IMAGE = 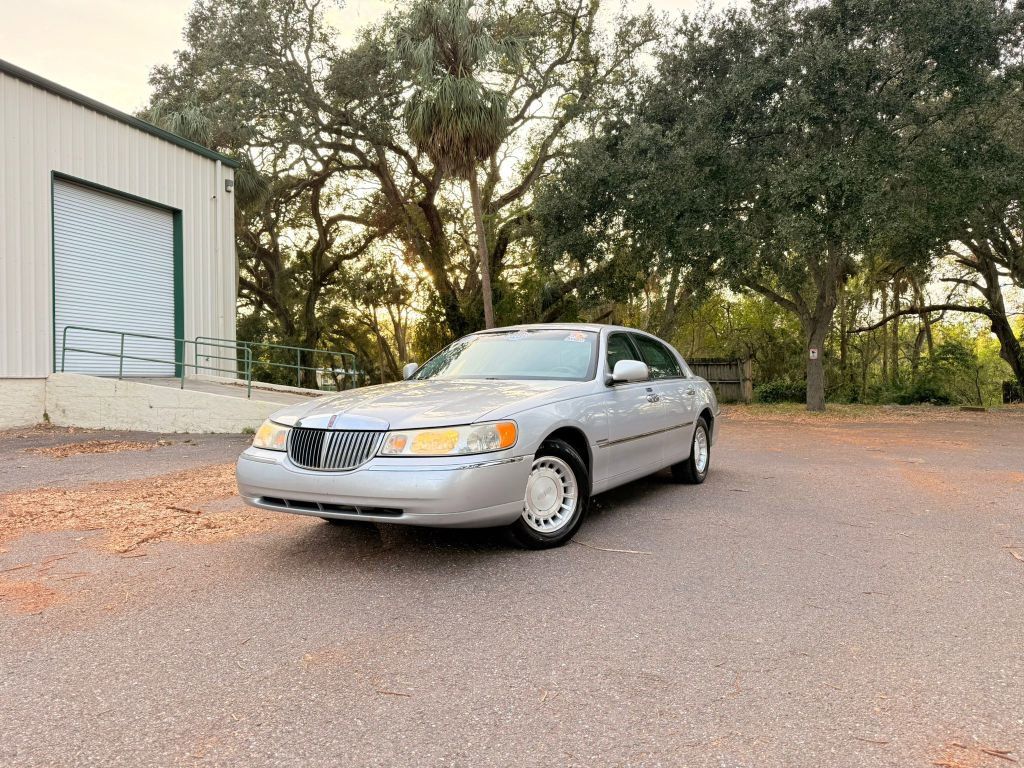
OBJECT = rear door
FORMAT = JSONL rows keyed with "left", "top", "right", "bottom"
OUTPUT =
{"left": 630, "top": 334, "right": 695, "bottom": 465}
{"left": 600, "top": 332, "right": 667, "bottom": 480}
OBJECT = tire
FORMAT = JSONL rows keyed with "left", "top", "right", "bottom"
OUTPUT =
{"left": 671, "top": 416, "right": 711, "bottom": 484}
{"left": 509, "top": 438, "right": 590, "bottom": 549}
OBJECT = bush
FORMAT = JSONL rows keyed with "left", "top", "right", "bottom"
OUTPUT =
{"left": 891, "top": 377, "right": 951, "bottom": 405}
{"left": 755, "top": 378, "right": 806, "bottom": 403}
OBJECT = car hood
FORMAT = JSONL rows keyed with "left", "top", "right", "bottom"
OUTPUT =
{"left": 270, "top": 379, "right": 578, "bottom": 430}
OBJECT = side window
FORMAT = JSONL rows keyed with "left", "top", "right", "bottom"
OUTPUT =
{"left": 605, "top": 333, "right": 641, "bottom": 372}
{"left": 631, "top": 335, "right": 683, "bottom": 379}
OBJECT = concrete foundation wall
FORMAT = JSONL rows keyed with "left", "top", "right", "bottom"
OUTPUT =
{"left": 0, "top": 378, "right": 47, "bottom": 429}
{"left": 43, "top": 373, "right": 281, "bottom": 433}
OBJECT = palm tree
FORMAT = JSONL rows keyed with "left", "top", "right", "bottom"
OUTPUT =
{"left": 400, "top": 0, "right": 518, "bottom": 329}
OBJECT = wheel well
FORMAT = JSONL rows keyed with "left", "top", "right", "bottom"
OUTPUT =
{"left": 541, "top": 427, "right": 592, "bottom": 473}
{"left": 699, "top": 407, "right": 715, "bottom": 442}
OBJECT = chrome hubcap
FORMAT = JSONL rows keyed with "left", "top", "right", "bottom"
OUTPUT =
{"left": 523, "top": 456, "right": 578, "bottom": 533}
{"left": 694, "top": 426, "right": 709, "bottom": 473}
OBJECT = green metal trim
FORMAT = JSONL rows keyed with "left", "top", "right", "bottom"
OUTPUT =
{"left": 52, "top": 172, "right": 179, "bottom": 212}
{"left": 0, "top": 58, "right": 239, "bottom": 168}
{"left": 173, "top": 212, "right": 185, "bottom": 378}
{"left": 50, "top": 172, "right": 57, "bottom": 373}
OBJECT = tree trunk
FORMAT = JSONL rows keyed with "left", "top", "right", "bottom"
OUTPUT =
{"left": 468, "top": 170, "right": 495, "bottom": 329}
{"left": 838, "top": 289, "right": 849, "bottom": 392}
{"left": 804, "top": 316, "right": 831, "bottom": 412}
{"left": 880, "top": 283, "right": 888, "bottom": 385}
{"left": 975, "top": 247, "right": 1024, "bottom": 393}
{"left": 891, "top": 281, "right": 900, "bottom": 387}
{"left": 990, "top": 312, "right": 1024, "bottom": 392}
{"left": 911, "top": 327, "right": 926, "bottom": 380}
{"left": 416, "top": 200, "right": 470, "bottom": 338}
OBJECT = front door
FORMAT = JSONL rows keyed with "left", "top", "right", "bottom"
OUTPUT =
{"left": 630, "top": 333, "right": 696, "bottom": 465}
{"left": 599, "top": 333, "right": 667, "bottom": 482}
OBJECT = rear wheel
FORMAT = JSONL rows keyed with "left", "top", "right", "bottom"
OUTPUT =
{"left": 509, "top": 439, "right": 589, "bottom": 549}
{"left": 671, "top": 417, "right": 711, "bottom": 484}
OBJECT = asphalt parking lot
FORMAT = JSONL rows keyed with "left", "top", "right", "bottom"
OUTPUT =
{"left": 1, "top": 408, "right": 1022, "bottom": 767}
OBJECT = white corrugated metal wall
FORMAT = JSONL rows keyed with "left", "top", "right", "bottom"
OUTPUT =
{"left": 0, "top": 67, "right": 236, "bottom": 378}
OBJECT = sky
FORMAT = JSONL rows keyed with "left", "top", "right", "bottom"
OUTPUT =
{"left": 0, "top": 0, "right": 715, "bottom": 114}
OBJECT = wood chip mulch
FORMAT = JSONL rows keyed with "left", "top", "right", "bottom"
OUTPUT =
{"left": 0, "top": 577, "right": 64, "bottom": 615}
{"left": 25, "top": 440, "right": 163, "bottom": 459}
{"left": 0, "top": 463, "right": 281, "bottom": 554}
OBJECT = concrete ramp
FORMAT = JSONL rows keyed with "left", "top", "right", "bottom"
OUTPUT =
{"left": 44, "top": 373, "right": 323, "bottom": 433}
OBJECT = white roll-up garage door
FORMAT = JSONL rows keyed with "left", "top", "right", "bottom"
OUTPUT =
{"left": 53, "top": 180, "right": 177, "bottom": 376}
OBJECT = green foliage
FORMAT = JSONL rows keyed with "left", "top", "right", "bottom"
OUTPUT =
{"left": 145, "top": 0, "right": 1023, "bottom": 394}
{"left": 533, "top": 0, "right": 1024, "bottom": 409}
{"left": 755, "top": 379, "right": 807, "bottom": 404}
{"left": 399, "top": 0, "right": 516, "bottom": 178}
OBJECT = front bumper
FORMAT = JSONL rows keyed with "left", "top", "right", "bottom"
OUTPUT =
{"left": 236, "top": 448, "right": 531, "bottom": 528}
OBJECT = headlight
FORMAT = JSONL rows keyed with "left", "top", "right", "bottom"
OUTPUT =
{"left": 252, "top": 420, "right": 290, "bottom": 451}
{"left": 379, "top": 421, "right": 517, "bottom": 457}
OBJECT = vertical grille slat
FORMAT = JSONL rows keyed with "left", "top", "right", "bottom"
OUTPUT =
{"left": 287, "top": 428, "right": 383, "bottom": 471}
{"left": 354, "top": 433, "right": 368, "bottom": 466}
{"left": 326, "top": 432, "right": 344, "bottom": 467}
{"left": 340, "top": 433, "right": 355, "bottom": 468}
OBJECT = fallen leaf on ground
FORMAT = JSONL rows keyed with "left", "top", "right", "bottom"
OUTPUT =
{"left": 25, "top": 440, "right": 158, "bottom": 459}
{"left": 722, "top": 403, "right": 1024, "bottom": 425}
{"left": 0, "top": 463, "right": 282, "bottom": 553}
{"left": 0, "top": 576, "right": 64, "bottom": 614}
{"left": 931, "top": 741, "right": 1018, "bottom": 768}
{"left": 573, "top": 540, "right": 653, "bottom": 555}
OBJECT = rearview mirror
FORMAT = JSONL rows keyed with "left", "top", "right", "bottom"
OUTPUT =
{"left": 611, "top": 359, "right": 649, "bottom": 383}
{"left": 402, "top": 362, "right": 419, "bottom": 380}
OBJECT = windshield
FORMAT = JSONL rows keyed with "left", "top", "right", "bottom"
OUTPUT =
{"left": 413, "top": 329, "right": 598, "bottom": 381}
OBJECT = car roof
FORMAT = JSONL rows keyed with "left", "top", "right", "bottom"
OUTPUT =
{"left": 476, "top": 322, "right": 638, "bottom": 335}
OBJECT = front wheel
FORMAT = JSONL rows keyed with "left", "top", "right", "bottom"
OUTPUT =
{"left": 671, "top": 417, "right": 711, "bottom": 484}
{"left": 509, "top": 438, "right": 590, "bottom": 549}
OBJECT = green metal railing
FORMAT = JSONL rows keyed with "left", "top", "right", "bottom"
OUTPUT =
{"left": 60, "top": 326, "right": 361, "bottom": 398}
{"left": 61, "top": 325, "right": 253, "bottom": 396}
{"left": 195, "top": 336, "right": 359, "bottom": 391}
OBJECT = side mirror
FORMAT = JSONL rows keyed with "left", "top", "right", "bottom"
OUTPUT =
{"left": 402, "top": 362, "right": 419, "bottom": 380}
{"left": 611, "top": 359, "right": 649, "bottom": 383}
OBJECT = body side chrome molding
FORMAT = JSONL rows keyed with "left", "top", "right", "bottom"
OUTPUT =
{"left": 596, "top": 421, "right": 693, "bottom": 448}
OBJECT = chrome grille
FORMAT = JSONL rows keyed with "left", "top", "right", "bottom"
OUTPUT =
{"left": 287, "top": 428, "right": 384, "bottom": 471}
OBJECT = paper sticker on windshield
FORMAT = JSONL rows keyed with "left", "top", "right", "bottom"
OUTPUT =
{"left": 505, "top": 330, "right": 530, "bottom": 340}
{"left": 565, "top": 331, "right": 588, "bottom": 343}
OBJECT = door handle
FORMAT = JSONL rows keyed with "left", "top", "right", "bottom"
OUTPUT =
{"left": 685, "top": 387, "right": 695, "bottom": 396}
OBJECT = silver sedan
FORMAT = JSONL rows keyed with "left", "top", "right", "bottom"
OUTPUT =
{"left": 236, "top": 324, "right": 720, "bottom": 548}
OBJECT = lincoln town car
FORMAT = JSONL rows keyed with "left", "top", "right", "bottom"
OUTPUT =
{"left": 236, "top": 324, "right": 720, "bottom": 548}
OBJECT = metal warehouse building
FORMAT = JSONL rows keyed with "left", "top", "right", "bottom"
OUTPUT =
{"left": 0, "top": 59, "right": 238, "bottom": 428}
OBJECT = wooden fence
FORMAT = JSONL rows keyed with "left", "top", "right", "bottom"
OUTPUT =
{"left": 688, "top": 358, "right": 753, "bottom": 403}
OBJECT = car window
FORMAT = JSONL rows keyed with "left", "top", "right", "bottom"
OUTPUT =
{"left": 631, "top": 335, "right": 683, "bottom": 379}
{"left": 606, "top": 333, "right": 641, "bottom": 372}
{"left": 413, "top": 329, "right": 598, "bottom": 381}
